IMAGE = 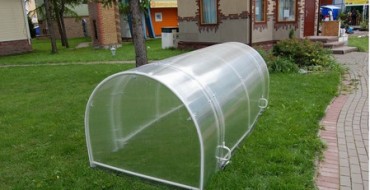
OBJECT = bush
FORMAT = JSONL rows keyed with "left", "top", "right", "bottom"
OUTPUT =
{"left": 269, "top": 55, "right": 299, "bottom": 73}
{"left": 360, "top": 20, "right": 368, "bottom": 31}
{"left": 258, "top": 49, "right": 298, "bottom": 73}
{"left": 272, "top": 38, "right": 336, "bottom": 69}
{"left": 257, "top": 38, "right": 340, "bottom": 73}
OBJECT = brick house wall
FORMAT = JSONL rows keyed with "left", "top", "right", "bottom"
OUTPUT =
{"left": 0, "top": 40, "right": 32, "bottom": 56}
{"left": 38, "top": 16, "right": 90, "bottom": 39}
{"left": 88, "top": 2, "right": 121, "bottom": 48}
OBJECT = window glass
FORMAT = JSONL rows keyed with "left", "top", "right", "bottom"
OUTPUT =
{"left": 278, "top": 0, "right": 296, "bottom": 22}
{"left": 201, "top": 0, "right": 217, "bottom": 24}
{"left": 255, "top": 0, "right": 266, "bottom": 22}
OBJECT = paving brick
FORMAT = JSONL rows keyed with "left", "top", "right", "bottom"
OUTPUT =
{"left": 347, "top": 143, "right": 356, "bottom": 150}
{"left": 340, "top": 175, "right": 351, "bottom": 187}
{"left": 340, "top": 159, "right": 350, "bottom": 167}
{"left": 350, "top": 164, "right": 362, "bottom": 174}
{"left": 318, "top": 52, "right": 369, "bottom": 190}
{"left": 352, "top": 173, "right": 363, "bottom": 183}
{"left": 352, "top": 183, "right": 364, "bottom": 190}
{"left": 340, "top": 186, "right": 352, "bottom": 190}
{"left": 341, "top": 166, "right": 350, "bottom": 176}
{"left": 358, "top": 154, "right": 369, "bottom": 162}
{"left": 362, "top": 171, "right": 368, "bottom": 179}
{"left": 349, "top": 149, "right": 358, "bottom": 156}
{"left": 350, "top": 157, "right": 360, "bottom": 165}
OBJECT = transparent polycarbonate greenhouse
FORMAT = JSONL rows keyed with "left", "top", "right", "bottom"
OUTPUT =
{"left": 85, "top": 42, "right": 269, "bottom": 190}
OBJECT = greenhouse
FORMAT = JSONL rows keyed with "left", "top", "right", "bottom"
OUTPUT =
{"left": 85, "top": 42, "right": 269, "bottom": 190}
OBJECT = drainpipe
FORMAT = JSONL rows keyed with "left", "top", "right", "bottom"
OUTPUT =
{"left": 317, "top": 0, "right": 321, "bottom": 36}
{"left": 249, "top": 0, "right": 253, "bottom": 46}
{"left": 21, "top": 0, "right": 32, "bottom": 44}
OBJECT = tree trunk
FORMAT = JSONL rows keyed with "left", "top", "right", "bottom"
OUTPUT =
{"left": 59, "top": 1, "right": 69, "bottom": 48}
{"left": 44, "top": 0, "right": 58, "bottom": 53}
{"left": 53, "top": 0, "right": 69, "bottom": 48}
{"left": 129, "top": 0, "right": 147, "bottom": 67}
{"left": 53, "top": 2, "right": 65, "bottom": 46}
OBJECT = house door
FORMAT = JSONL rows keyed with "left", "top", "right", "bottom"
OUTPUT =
{"left": 304, "top": 0, "right": 316, "bottom": 36}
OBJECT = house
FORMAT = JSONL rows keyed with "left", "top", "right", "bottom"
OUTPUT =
{"left": 120, "top": 0, "right": 178, "bottom": 38}
{"left": 0, "top": 0, "right": 32, "bottom": 56}
{"left": 35, "top": 1, "right": 91, "bottom": 39}
{"left": 150, "top": 0, "right": 178, "bottom": 36}
{"left": 177, "top": 0, "right": 319, "bottom": 49}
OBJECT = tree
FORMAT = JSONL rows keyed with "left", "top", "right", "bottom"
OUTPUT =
{"left": 36, "top": 0, "right": 82, "bottom": 49}
{"left": 128, "top": 0, "right": 148, "bottom": 67}
{"left": 53, "top": 0, "right": 69, "bottom": 48}
{"left": 44, "top": 0, "right": 58, "bottom": 53}
{"left": 102, "top": 0, "right": 148, "bottom": 67}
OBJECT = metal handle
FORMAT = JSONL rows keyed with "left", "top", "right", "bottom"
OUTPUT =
{"left": 216, "top": 142, "right": 231, "bottom": 168}
{"left": 259, "top": 98, "right": 268, "bottom": 109}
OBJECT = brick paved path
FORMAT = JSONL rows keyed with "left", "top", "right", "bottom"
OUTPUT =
{"left": 317, "top": 52, "right": 369, "bottom": 190}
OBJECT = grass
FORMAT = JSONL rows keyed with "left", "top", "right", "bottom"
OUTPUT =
{"left": 0, "top": 38, "right": 187, "bottom": 65}
{"left": 348, "top": 35, "right": 369, "bottom": 52}
{"left": 0, "top": 64, "right": 340, "bottom": 189}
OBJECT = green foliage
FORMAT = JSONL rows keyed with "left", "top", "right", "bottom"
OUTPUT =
{"left": 339, "top": 12, "right": 348, "bottom": 21}
{"left": 118, "top": 0, "right": 150, "bottom": 15}
{"left": 289, "top": 29, "right": 295, "bottom": 39}
{"left": 269, "top": 56, "right": 299, "bottom": 73}
{"left": 360, "top": 20, "right": 369, "bottom": 31}
{"left": 272, "top": 38, "right": 337, "bottom": 70}
{"left": 258, "top": 50, "right": 298, "bottom": 73}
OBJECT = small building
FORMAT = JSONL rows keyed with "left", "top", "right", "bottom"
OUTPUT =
{"left": 0, "top": 0, "right": 32, "bottom": 56}
{"left": 35, "top": 0, "right": 91, "bottom": 39}
{"left": 150, "top": 0, "right": 178, "bottom": 36}
{"left": 177, "top": 0, "right": 319, "bottom": 49}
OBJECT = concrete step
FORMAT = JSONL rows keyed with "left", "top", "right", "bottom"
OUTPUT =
{"left": 306, "top": 36, "right": 339, "bottom": 43}
{"left": 323, "top": 41, "right": 345, "bottom": 48}
{"left": 331, "top": 46, "right": 358, "bottom": 54}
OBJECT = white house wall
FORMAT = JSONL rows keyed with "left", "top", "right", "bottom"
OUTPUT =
{"left": 0, "top": 0, "right": 30, "bottom": 42}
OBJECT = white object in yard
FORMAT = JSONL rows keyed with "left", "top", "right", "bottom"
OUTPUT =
{"left": 339, "top": 35, "right": 348, "bottom": 46}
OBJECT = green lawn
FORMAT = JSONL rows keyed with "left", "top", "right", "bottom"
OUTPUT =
{"left": 348, "top": 35, "right": 369, "bottom": 52}
{"left": 0, "top": 38, "right": 187, "bottom": 65}
{"left": 0, "top": 63, "right": 340, "bottom": 189}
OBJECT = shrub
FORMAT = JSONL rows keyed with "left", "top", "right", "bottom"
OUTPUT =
{"left": 272, "top": 38, "right": 335, "bottom": 69}
{"left": 289, "top": 29, "right": 295, "bottom": 39}
{"left": 269, "top": 56, "right": 299, "bottom": 73}
{"left": 360, "top": 20, "right": 368, "bottom": 31}
{"left": 258, "top": 49, "right": 298, "bottom": 73}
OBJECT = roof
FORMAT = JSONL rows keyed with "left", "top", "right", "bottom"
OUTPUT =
{"left": 321, "top": 5, "right": 341, "bottom": 9}
{"left": 150, "top": 0, "right": 177, "bottom": 8}
{"left": 345, "top": 0, "right": 369, "bottom": 5}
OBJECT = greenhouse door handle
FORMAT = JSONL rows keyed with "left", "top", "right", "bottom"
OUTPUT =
{"left": 259, "top": 98, "right": 268, "bottom": 109}
{"left": 216, "top": 142, "right": 231, "bottom": 168}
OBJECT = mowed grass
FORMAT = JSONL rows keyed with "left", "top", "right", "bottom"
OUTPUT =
{"left": 348, "top": 35, "right": 369, "bottom": 52}
{"left": 0, "top": 38, "right": 187, "bottom": 65}
{"left": 0, "top": 63, "right": 340, "bottom": 189}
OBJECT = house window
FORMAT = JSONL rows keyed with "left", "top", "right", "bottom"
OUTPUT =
{"left": 277, "top": 0, "right": 297, "bottom": 22}
{"left": 155, "top": 12, "right": 162, "bottom": 22}
{"left": 255, "top": 0, "right": 267, "bottom": 22}
{"left": 200, "top": 0, "right": 217, "bottom": 24}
